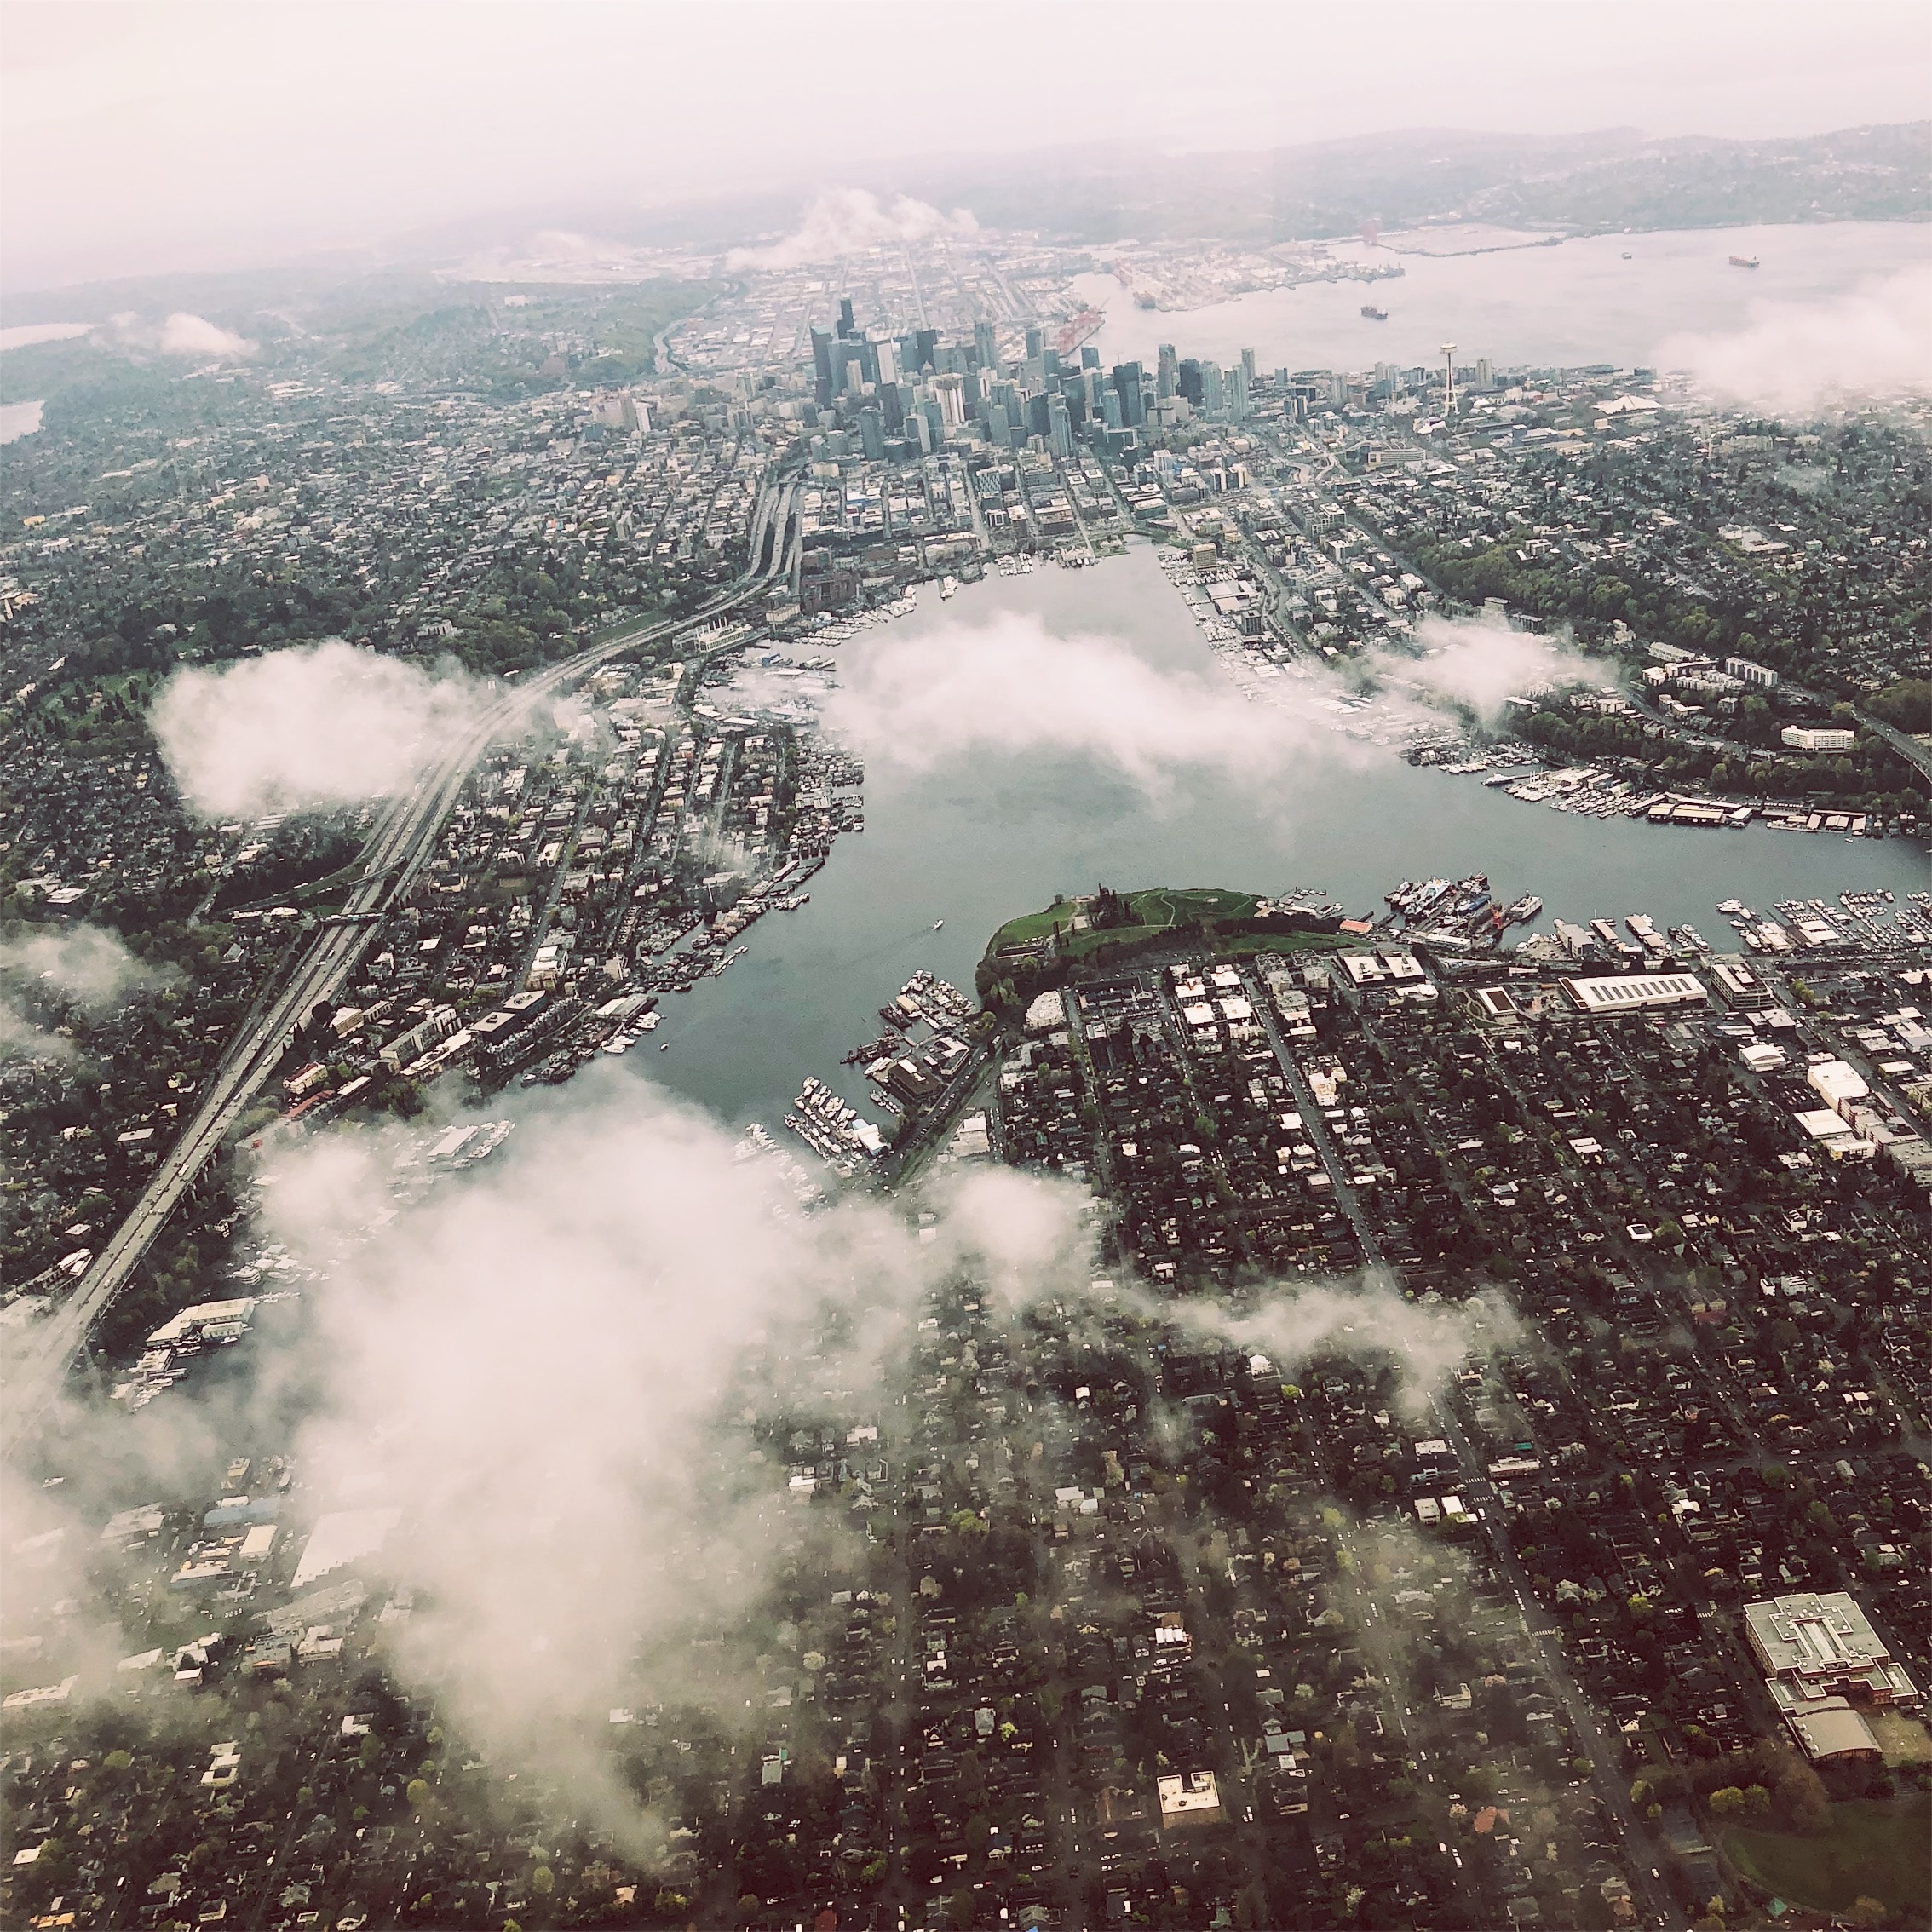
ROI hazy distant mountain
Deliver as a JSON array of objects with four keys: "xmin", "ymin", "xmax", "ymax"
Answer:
[
  {"xmin": 891, "ymin": 122, "xmax": 1932, "ymax": 244},
  {"xmin": 4, "ymin": 121, "xmax": 1923, "ymax": 329}
]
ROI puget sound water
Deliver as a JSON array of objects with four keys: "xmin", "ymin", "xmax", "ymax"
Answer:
[
  {"xmin": 1074, "ymin": 220, "xmax": 1931, "ymax": 377},
  {"xmin": 633, "ymin": 543, "xmax": 1931, "ymax": 1131}
]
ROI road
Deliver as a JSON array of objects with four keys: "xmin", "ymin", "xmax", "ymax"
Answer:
[
  {"xmin": 1766, "ymin": 672, "xmax": 1932, "ymax": 796},
  {"xmin": 1239, "ymin": 965, "xmax": 1683, "ymax": 1930},
  {"xmin": 0, "ymin": 478, "xmax": 799, "ymax": 1461},
  {"xmin": 1854, "ymin": 710, "xmax": 1932, "ymax": 791}
]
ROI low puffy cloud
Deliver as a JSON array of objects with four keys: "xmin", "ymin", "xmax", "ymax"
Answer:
[
  {"xmin": 0, "ymin": 923, "xmax": 165, "ymax": 1060},
  {"xmin": 158, "ymin": 310, "xmax": 255, "ymax": 359},
  {"xmin": 727, "ymin": 187, "xmax": 979, "ymax": 271},
  {"xmin": 1658, "ymin": 264, "xmax": 1932, "ymax": 417},
  {"xmin": 12, "ymin": 1063, "xmax": 1515, "ymax": 1843},
  {"xmin": 150, "ymin": 639, "xmax": 493, "ymax": 818},
  {"xmin": 0, "ymin": 923, "xmax": 158, "ymax": 1010},
  {"xmin": 257, "ymin": 1082, "xmax": 936, "ymax": 1837},
  {"xmin": 1367, "ymin": 612, "xmax": 1596, "ymax": 721},
  {"xmin": 250, "ymin": 1086, "xmax": 1512, "ymax": 1834},
  {"xmin": 78, "ymin": 311, "xmax": 256, "ymax": 362},
  {"xmin": 822, "ymin": 611, "xmax": 1362, "ymax": 799}
]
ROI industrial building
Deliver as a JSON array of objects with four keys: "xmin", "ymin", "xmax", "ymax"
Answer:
[{"xmin": 1561, "ymin": 972, "xmax": 1708, "ymax": 1015}]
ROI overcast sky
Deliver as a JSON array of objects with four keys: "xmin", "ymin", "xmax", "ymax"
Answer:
[{"xmin": 5, "ymin": 0, "xmax": 1929, "ymax": 291}]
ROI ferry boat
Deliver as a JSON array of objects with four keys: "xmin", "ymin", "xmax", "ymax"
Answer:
[
  {"xmin": 1499, "ymin": 894, "xmax": 1542, "ymax": 926},
  {"xmin": 1360, "ymin": 304, "xmax": 1389, "ymax": 321},
  {"xmin": 1728, "ymin": 254, "xmax": 1760, "ymax": 269}
]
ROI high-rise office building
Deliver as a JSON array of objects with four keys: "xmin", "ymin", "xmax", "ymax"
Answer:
[
  {"xmin": 973, "ymin": 319, "xmax": 999, "ymax": 370},
  {"xmin": 1080, "ymin": 345, "xmax": 1101, "ymax": 371},
  {"xmin": 875, "ymin": 339, "xmax": 900, "ymax": 387},
  {"xmin": 1240, "ymin": 347, "xmax": 1257, "ymax": 386},
  {"xmin": 832, "ymin": 341, "xmax": 866, "ymax": 395},
  {"xmin": 984, "ymin": 401, "xmax": 1011, "ymax": 449},
  {"xmin": 1157, "ymin": 342, "xmax": 1178, "ymax": 400},
  {"xmin": 1101, "ymin": 387, "xmax": 1124, "ymax": 432},
  {"xmin": 810, "ymin": 327, "xmax": 835, "ymax": 407},
  {"xmin": 837, "ymin": 296, "xmax": 856, "ymax": 340},
  {"xmin": 932, "ymin": 372, "xmax": 967, "ymax": 428},
  {"xmin": 857, "ymin": 408, "xmax": 884, "ymax": 460},
  {"xmin": 1047, "ymin": 392, "xmax": 1072, "ymax": 458},
  {"xmin": 914, "ymin": 327, "xmax": 940, "ymax": 371},
  {"xmin": 1024, "ymin": 325, "xmax": 1044, "ymax": 360},
  {"xmin": 1227, "ymin": 363, "xmax": 1250, "ymax": 422},
  {"xmin": 1199, "ymin": 360, "xmax": 1225, "ymax": 417},
  {"xmin": 1112, "ymin": 361, "xmax": 1145, "ymax": 428}
]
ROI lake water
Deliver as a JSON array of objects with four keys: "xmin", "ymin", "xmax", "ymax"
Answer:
[
  {"xmin": 636, "ymin": 544, "xmax": 1930, "ymax": 1130},
  {"xmin": 1073, "ymin": 221, "xmax": 1932, "ymax": 375},
  {"xmin": 0, "ymin": 325, "xmax": 93, "ymax": 441},
  {"xmin": 0, "ymin": 322, "xmax": 94, "ymax": 353}
]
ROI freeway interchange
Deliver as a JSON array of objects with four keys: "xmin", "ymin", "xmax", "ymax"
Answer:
[{"xmin": 0, "ymin": 476, "xmax": 800, "ymax": 1461}]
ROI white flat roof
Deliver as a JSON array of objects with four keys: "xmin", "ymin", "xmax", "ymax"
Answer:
[{"xmin": 1564, "ymin": 972, "xmax": 1706, "ymax": 1012}]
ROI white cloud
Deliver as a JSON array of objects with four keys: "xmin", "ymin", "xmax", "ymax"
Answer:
[
  {"xmin": 158, "ymin": 310, "xmax": 254, "ymax": 359},
  {"xmin": 820, "ymin": 611, "xmax": 1363, "ymax": 799},
  {"xmin": 1658, "ymin": 264, "xmax": 1932, "ymax": 417},
  {"xmin": 0, "ymin": 923, "xmax": 156, "ymax": 1010},
  {"xmin": 248, "ymin": 1079, "xmax": 1514, "ymax": 1836},
  {"xmin": 1368, "ymin": 613, "xmax": 1596, "ymax": 720},
  {"xmin": 149, "ymin": 639, "xmax": 493, "ymax": 819},
  {"xmin": 727, "ymin": 187, "xmax": 979, "ymax": 272},
  {"xmin": 259, "ymin": 1083, "xmax": 940, "ymax": 1833},
  {"xmin": 0, "ymin": 923, "xmax": 165, "ymax": 1061}
]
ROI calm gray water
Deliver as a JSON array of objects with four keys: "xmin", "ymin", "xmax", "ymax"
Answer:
[
  {"xmin": 1076, "ymin": 221, "xmax": 1931, "ymax": 374},
  {"xmin": 639, "ymin": 544, "xmax": 1930, "ymax": 1129}
]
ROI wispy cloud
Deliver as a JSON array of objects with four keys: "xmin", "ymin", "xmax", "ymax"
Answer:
[
  {"xmin": 1366, "ymin": 612, "xmax": 1598, "ymax": 720},
  {"xmin": 1659, "ymin": 264, "xmax": 1932, "ymax": 417},
  {"xmin": 0, "ymin": 923, "xmax": 167, "ymax": 1061}
]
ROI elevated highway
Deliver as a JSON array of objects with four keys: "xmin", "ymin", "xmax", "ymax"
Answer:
[{"xmin": 1, "ymin": 478, "xmax": 798, "ymax": 1461}]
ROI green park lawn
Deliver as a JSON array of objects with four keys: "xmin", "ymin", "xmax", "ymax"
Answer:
[
  {"xmin": 989, "ymin": 887, "xmax": 1259, "ymax": 957},
  {"xmin": 1722, "ymin": 1794, "xmax": 1930, "ymax": 1920}
]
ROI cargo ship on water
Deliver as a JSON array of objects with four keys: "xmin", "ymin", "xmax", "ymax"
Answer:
[
  {"xmin": 1360, "ymin": 303, "xmax": 1389, "ymax": 321},
  {"xmin": 1728, "ymin": 254, "xmax": 1760, "ymax": 268}
]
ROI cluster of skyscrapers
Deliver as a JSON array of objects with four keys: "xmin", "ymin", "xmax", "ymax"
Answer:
[{"xmin": 808, "ymin": 296, "xmax": 1291, "ymax": 464}]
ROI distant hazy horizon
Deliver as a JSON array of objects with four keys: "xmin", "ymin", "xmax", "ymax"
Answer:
[{"xmin": 5, "ymin": 0, "xmax": 1930, "ymax": 293}]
